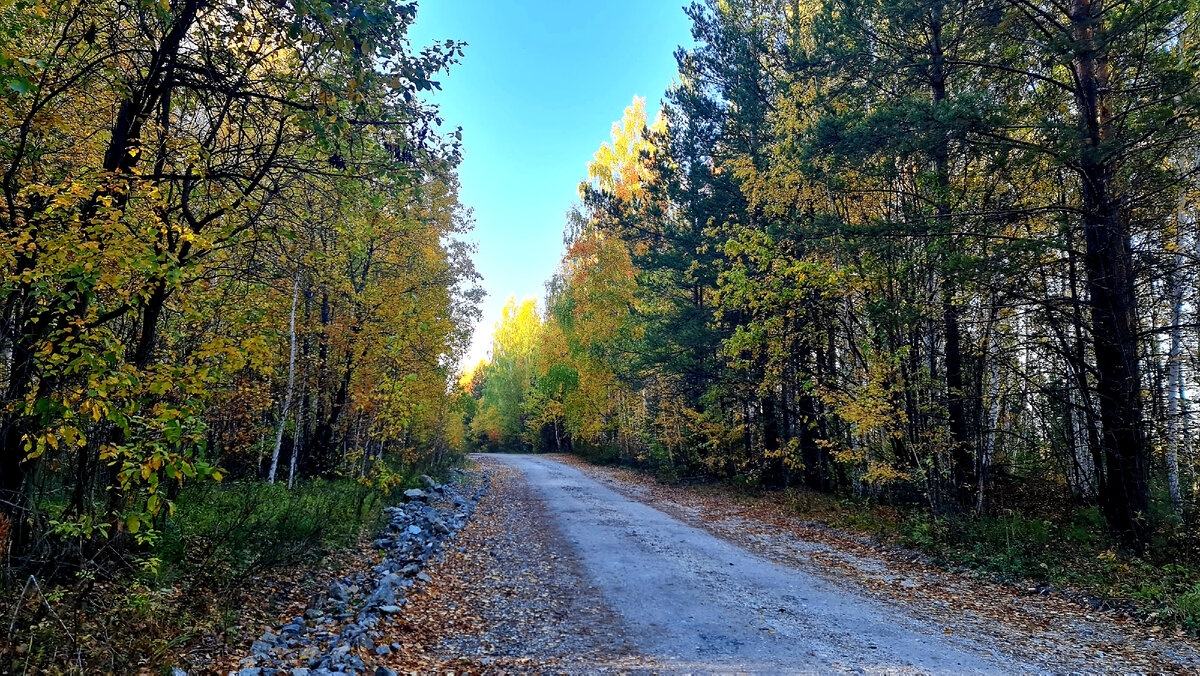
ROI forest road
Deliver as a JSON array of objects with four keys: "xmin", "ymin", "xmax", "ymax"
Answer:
[{"xmin": 480, "ymin": 453, "xmax": 1033, "ymax": 675}]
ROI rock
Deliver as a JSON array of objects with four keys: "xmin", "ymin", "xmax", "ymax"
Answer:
[
  {"xmin": 328, "ymin": 580, "xmax": 349, "ymax": 601},
  {"xmin": 281, "ymin": 623, "xmax": 304, "ymax": 636},
  {"xmin": 366, "ymin": 583, "xmax": 395, "ymax": 607},
  {"xmin": 232, "ymin": 471, "xmax": 486, "ymax": 676},
  {"xmin": 172, "ymin": 669, "xmax": 188, "ymax": 676}
]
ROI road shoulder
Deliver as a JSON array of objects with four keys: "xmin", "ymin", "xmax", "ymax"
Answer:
[{"xmin": 377, "ymin": 458, "xmax": 646, "ymax": 673}]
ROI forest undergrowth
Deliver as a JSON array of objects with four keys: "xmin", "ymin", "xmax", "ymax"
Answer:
[{"xmin": 0, "ymin": 458, "xmax": 459, "ymax": 674}]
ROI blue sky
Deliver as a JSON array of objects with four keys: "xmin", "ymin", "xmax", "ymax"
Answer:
[{"xmin": 408, "ymin": 1, "xmax": 694, "ymax": 367}]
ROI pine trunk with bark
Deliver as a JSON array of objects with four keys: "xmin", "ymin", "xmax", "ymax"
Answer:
[{"xmin": 1070, "ymin": 0, "xmax": 1150, "ymax": 549}]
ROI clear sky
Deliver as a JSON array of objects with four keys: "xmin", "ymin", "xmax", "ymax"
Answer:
[{"xmin": 408, "ymin": 1, "xmax": 694, "ymax": 368}]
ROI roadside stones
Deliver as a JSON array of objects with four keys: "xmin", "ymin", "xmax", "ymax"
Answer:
[
  {"xmin": 229, "ymin": 471, "xmax": 487, "ymax": 676},
  {"xmin": 280, "ymin": 619, "xmax": 304, "ymax": 637},
  {"xmin": 328, "ymin": 580, "xmax": 349, "ymax": 602},
  {"xmin": 365, "ymin": 582, "xmax": 396, "ymax": 607}
]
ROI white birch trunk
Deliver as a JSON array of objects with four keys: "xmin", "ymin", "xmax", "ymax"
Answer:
[
  {"xmin": 1067, "ymin": 383, "xmax": 1096, "ymax": 498},
  {"xmin": 978, "ymin": 358, "xmax": 1002, "ymax": 510},
  {"xmin": 268, "ymin": 274, "xmax": 300, "ymax": 485},
  {"xmin": 288, "ymin": 387, "xmax": 304, "ymax": 490},
  {"xmin": 1165, "ymin": 249, "xmax": 1185, "ymax": 516}
]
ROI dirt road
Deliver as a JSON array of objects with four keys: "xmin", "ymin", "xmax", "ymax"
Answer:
[
  {"xmin": 479, "ymin": 453, "xmax": 1036, "ymax": 674},
  {"xmin": 397, "ymin": 454, "xmax": 1200, "ymax": 674}
]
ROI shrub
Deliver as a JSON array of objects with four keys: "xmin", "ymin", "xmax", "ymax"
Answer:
[{"xmin": 1177, "ymin": 584, "xmax": 1200, "ymax": 628}]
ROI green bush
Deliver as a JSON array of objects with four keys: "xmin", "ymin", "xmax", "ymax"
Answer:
[
  {"xmin": 648, "ymin": 442, "xmax": 680, "ymax": 481},
  {"xmin": 576, "ymin": 442, "xmax": 622, "ymax": 466},
  {"xmin": 1177, "ymin": 584, "xmax": 1200, "ymax": 627},
  {"xmin": 900, "ymin": 515, "xmax": 942, "ymax": 550}
]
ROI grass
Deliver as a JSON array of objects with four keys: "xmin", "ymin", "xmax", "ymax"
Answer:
[
  {"xmin": 156, "ymin": 477, "xmax": 391, "ymax": 592},
  {"xmin": 813, "ymin": 495, "xmax": 1200, "ymax": 632},
  {"xmin": 899, "ymin": 509, "xmax": 1200, "ymax": 630}
]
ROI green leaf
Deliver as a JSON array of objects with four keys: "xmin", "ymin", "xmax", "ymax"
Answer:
[{"xmin": 6, "ymin": 77, "xmax": 32, "ymax": 94}]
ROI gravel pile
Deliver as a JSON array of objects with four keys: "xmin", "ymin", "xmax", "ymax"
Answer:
[{"xmin": 225, "ymin": 471, "xmax": 488, "ymax": 676}]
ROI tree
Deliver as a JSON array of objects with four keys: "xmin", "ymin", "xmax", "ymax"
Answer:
[{"xmin": 0, "ymin": 0, "xmax": 477, "ymax": 562}]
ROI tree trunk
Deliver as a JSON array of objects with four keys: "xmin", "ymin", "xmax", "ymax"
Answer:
[
  {"xmin": 928, "ymin": 15, "xmax": 975, "ymax": 507},
  {"xmin": 1066, "ymin": 226, "xmax": 1106, "ymax": 498},
  {"xmin": 762, "ymin": 392, "xmax": 782, "ymax": 485},
  {"xmin": 289, "ymin": 386, "xmax": 305, "ymax": 490},
  {"xmin": 1165, "ymin": 249, "xmax": 1185, "ymax": 516},
  {"xmin": 1071, "ymin": 0, "xmax": 1150, "ymax": 549},
  {"xmin": 268, "ymin": 274, "xmax": 300, "ymax": 484}
]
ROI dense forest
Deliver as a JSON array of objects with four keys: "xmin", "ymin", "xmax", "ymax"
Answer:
[
  {"xmin": 1, "ymin": 0, "xmax": 477, "ymax": 605},
  {"xmin": 6, "ymin": 0, "xmax": 1200, "ymax": 668},
  {"xmin": 464, "ymin": 0, "xmax": 1200, "ymax": 555}
]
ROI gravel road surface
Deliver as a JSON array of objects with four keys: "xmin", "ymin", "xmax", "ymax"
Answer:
[{"xmin": 485, "ymin": 453, "xmax": 1036, "ymax": 674}]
